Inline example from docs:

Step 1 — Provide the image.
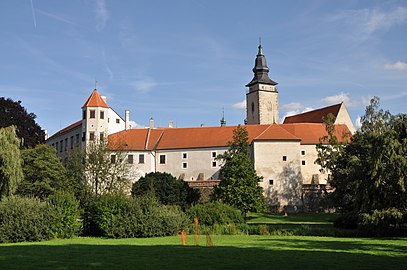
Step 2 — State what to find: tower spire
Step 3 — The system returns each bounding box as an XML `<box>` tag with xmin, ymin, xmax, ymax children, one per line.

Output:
<box><xmin>220</xmin><ymin>107</ymin><xmax>226</xmax><ymax>127</ymax></box>
<box><xmin>246</xmin><ymin>42</ymin><xmax>277</xmax><ymax>87</ymax></box>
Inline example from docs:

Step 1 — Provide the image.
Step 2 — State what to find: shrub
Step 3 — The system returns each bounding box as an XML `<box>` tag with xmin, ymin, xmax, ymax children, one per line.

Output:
<box><xmin>0</xmin><ymin>196</ymin><xmax>55</xmax><ymax>243</ymax></box>
<box><xmin>187</xmin><ymin>202</ymin><xmax>244</xmax><ymax>226</ymax></box>
<box><xmin>333</xmin><ymin>212</ymin><xmax>359</xmax><ymax>229</ymax></box>
<box><xmin>358</xmin><ymin>208</ymin><xmax>405</xmax><ymax>235</ymax></box>
<box><xmin>82</xmin><ymin>193</ymin><xmax>188</xmax><ymax>238</ymax></box>
<box><xmin>48</xmin><ymin>191</ymin><xmax>82</xmax><ymax>238</ymax></box>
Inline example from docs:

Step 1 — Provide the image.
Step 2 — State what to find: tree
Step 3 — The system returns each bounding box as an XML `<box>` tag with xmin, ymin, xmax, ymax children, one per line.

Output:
<box><xmin>131</xmin><ymin>172</ymin><xmax>199</xmax><ymax>207</ymax></box>
<box><xmin>0</xmin><ymin>126</ymin><xmax>23</xmax><ymax>200</ymax></box>
<box><xmin>0</xmin><ymin>98</ymin><xmax>45</xmax><ymax>148</ymax></box>
<box><xmin>16</xmin><ymin>144</ymin><xmax>67</xmax><ymax>199</ymax></box>
<box><xmin>214</xmin><ymin>125</ymin><xmax>266</xmax><ymax>216</ymax></box>
<box><xmin>84</xmin><ymin>140</ymin><xmax>133</xmax><ymax>195</ymax></box>
<box><xmin>317</xmin><ymin>97</ymin><xmax>407</xmax><ymax>215</ymax></box>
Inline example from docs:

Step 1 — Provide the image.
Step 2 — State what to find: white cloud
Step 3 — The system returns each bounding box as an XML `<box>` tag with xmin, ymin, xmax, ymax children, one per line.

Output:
<box><xmin>94</xmin><ymin>0</ymin><xmax>108</xmax><ymax>31</ymax></box>
<box><xmin>354</xmin><ymin>116</ymin><xmax>362</xmax><ymax>130</ymax></box>
<box><xmin>281</xmin><ymin>102</ymin><xmax>304</xmax><ymax>112</ymax></box>
<box><xmin>320</xmin><ymin>92</ymin><xmax>351</xmax><ymax>105</ymax></box>
<box><xmin>131</xmin><ymin>79</ymin><xmax>157</xmax><ymax>92</ymax></box>
<box><xmin>330</xmin><ymin>7</ymin><xmax>407</xmax><ymax>41</ymax></box>
<box><xmin>232</xmin><ymin>100</ymin><xmax>246</xmax><ymax>110</ymax></box>
<box><xmin>129</xmin><ymin>121</ymin><xmax>144</xmax><ymax>129</ymax></box>
<box><xmin>383</xmin><ymin>61</ymin><xmax>407</xmax><ymax>71</ymax></box>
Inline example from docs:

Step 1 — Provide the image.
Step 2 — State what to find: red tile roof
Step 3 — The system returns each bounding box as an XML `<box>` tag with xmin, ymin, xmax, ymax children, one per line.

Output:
<box><xmin>281</xmin><ymin>123</ymin><xmax>351</xmax><ymax>145</ymax></box>
<box><xmin>283</xmin><ymin>103</ymin><xmax>342</xmax><ymax>124</ymax></box>
<box><xmin>82</xmin><ymin>89</ymin><xmax>109</xmax><ymax>108</ymax></box>
<box><xmin>107</xmin><ymin>123</ymin><xmax>350</xmax><ymax>151</ymax></box>
<box><xmin>48</xmin><ymin>120</ymin><xmax>82</xmax><ymax>140</ymax></box>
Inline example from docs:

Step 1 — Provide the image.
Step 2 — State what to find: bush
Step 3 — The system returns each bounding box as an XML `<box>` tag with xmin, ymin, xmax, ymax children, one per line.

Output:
<box><xmin>333</xmin><ymin>212</ymin><xmax>359</xmax><ymax>229</ymax></box>
<box><xmin>82</xmin><ymin>193</ymin><xmax>188</xmax><ymax>238</ymax></box>
<box><xmin>48</xmin><ymin>191</ymin><xmax>82</xmax><ymax>238</ymax></box>
<box><xmin>131</xmin><ymin>172</ymin><xmax>199</xmax><ymax>207</ymax></box>
<box><xmin>0</xmin><ymin>197</ymin><xmax>55</xmax><ymax>243</ymax></box>
<box><xmin>187</xmin><ymin>202</ymin><xmax>244</xmax><ymax>226</ymax></box>
<box><xmin>358</xmin><ymin>208</ymin><xmax>405</xmax><ymax>235</ymax></box>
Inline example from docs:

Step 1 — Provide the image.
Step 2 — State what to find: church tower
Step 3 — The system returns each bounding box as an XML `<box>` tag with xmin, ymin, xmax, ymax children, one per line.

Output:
<box><xmin>81</xmin><ymin>89</ymin><xmax>109</xmax><ymax>147</ymax></box>
<box><xmin>246</xmin><ymin>44</ymin><xmax>279</xmax><ymax>124</ymax></box>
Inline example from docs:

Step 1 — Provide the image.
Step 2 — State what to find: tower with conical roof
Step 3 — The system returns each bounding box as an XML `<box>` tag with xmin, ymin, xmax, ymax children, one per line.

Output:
<box><xmin>81</xmin><ymin>89</ymin><xmax>109</xmax><ymax>146</ymax></box>
<box><xmin>246</xmin><ymin>44</ymin><xmax>279</xmax><ymax>124</ymax></box>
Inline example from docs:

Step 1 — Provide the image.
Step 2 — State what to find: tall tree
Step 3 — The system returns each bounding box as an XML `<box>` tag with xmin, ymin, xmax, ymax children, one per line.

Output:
<box><xmin>0</xmin><ymin>97</ymin><xmax>45</xmax><ymax>148</ymax></box>
<box><xmin>0</xmin><ymin>126</ymin><xmax>23</xmax><ymax>200</ymax></box>
<box><xmin>16</xmin><ymin>144</ymin><xmax>67</xmax><ymax>199</ymax></box>
<box><xmin>85</xmin><ymin>140</ymin><xmax>133</xmax><ymax>195</ymax></box>
<box><xmin>317</xmin><ymin>97</ymin><xmax>407</xmax><ymax>214</ymax></box>
<box><xmin>214</xmin><ymin>125</ymin><xmax>265</xmax><ymax>216</ymax></box>
<box><xmin>131</xmin><ymin>172</ymin><xmax>199</xmax><ymax>207</ymax></box>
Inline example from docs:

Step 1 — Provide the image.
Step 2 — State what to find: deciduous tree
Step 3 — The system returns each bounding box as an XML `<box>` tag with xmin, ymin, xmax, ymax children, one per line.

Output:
<box><xmin>214</xmin><ymin>125</ymin><xmax>265</xmax><ymax>216</ymax></box>
<box><xmin>0</xmin><ymin>126</ymin><xmax>23</xmax><ymax>200</ymax></box>
<box><xmin>0</xmin><ymin>98</ymin><xmax>45</xmax><ymax>148</ymax></box>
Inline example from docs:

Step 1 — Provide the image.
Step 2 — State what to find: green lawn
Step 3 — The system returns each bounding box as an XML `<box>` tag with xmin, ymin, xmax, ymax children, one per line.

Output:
<box><xmin>247</xmin><ymin>212</ymin><xmax>339</xmax><ymax>224</ymax></box>
<box><xmin>1</xmin><ymin>235</ymin><xmax>406</xmax><ymax>270</ymax></box>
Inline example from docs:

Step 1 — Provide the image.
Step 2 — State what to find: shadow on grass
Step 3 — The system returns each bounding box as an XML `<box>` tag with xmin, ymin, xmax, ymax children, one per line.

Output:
<box><xmin>1</xmin><ymin>239</ymin><xmax>406</xmax><ymax>270</ymax></box>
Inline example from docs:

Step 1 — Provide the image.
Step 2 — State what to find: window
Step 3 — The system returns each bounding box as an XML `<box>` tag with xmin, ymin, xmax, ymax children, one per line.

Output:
<box><xmin>251</xmin><ymin>102</ymin><xmax>255</xmax><ymax>112</ymax></box>
<box><xmin>269</xmin><ymin>180</ymin><xmax>274</xmax><ymax>185</ymax></box>
<box><xmin>76</xmin><ymin>134</ymin><xmax>80</xmax><ymax>145</ymax></box>
<box><xmin>212</xmin><ymin>151</ymin><xmax>217</xmax><ymax>158</ymax></box>
<box><xmin>139</xmin><ymin>154</ymin><xmax>145</xmax><ymax>164</ymax></box>
<box><xmin>82</xmin><ymin>110</ymin><xmax>86</xmax><ymax>119</ymax></box>
<box><xmin>111</xmin><ymin>155</ymin><xmax>116</xmax><ymax>164</ymax></box>
<box><xmin>60</xmin><ymin>140</ymin><xmax>63</xmax><ymax>152</ymax></box>
<box><xmin>55</xmin><ymin>142</ymin><xmax>59</xmax><ymax>151</ymax></box>
<box><xmin>90</xmin><ymin>110</ymin><xmax>96</xmax><ymax>119</ymax></box>
<box><xmin>70</xmin><ymin>136</ymin><xmax>74</xmax><ymax>149</ymax></box>
<box><xmin>182</xmin><ymin>162</ymin><xmax>187</xmax><ymax>169</ymax></box>
<box><xmin>159</xmin><ymin>155</ymin><xmax>166</xmax><ymax>164</ymax></box>
<box><xmin>89</xmin><ymin>132</ymin><xmax>95</xmax><ymax>141</ymax></box>
<box><xmin>182</xmin><ymin>153</ymin><xmax>187</xmax><ymax>159</ymax></box>
<box><xmin>283</xmin><ymin>156</ymin><xmax>287</xmax><ymax>161</ymax></box>
<box><xmin>212</xmin><ymin>161</ymin><xmax>217</xmax><ymax>167</ymax></box>
<box><xmin>128</xmin><ymin>155</ymin><xmax>133</xmax><ymax>164</ymax></box>
<box><xmin>100</xmin><ymin>132</ymin><xmax>104</xmax><ymax>141</ymax></box>
<box><xmin>82</xmin><ymin>132</ymin><xmax>86</xmax><ymax>142</ymax></box>
<box><xmin>302</xmin><ymin>160</ymin><xmax>306</xmax><ymax>166</ymax></box>
<box><xmin>301</xmin><ymin>150</ymin><xmax>305</xmax><ymax>155</ymax></box>
<box><xmin>116</xmin><ymin>119</ymin><xmax>120</xmax><ymax>124</ymax></box>
<box><xmin>100</xmin><ymin>111</ymin><xmax>104</xmax><ymax>119</ymax></box>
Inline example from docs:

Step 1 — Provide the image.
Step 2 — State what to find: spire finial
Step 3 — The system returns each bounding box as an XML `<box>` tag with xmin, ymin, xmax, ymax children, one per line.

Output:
<box><xmin>257</xmin><ymin>37</ymin><xmax>263</xmax><ymax>55</ymax></box>
<box><xmin>220</xmin><ymin>107</ymin><xmax>226</xmax><ymax>127</ymax></box>
<box><xmin>95</xmin><ymin>79</ymin><xmax>98</xmax><ymax>90</ymax></box>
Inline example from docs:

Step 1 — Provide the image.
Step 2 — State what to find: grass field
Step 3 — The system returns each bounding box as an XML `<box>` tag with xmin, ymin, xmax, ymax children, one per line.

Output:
<box><xmin>246</xmin><ymin>212</ymin><xmax>339</xmax><ymax>224</ymax></box>
<box><xmin>1</xmin><ymin>235</ymin><xmax>406</xmax><ymax>270</ymax></box>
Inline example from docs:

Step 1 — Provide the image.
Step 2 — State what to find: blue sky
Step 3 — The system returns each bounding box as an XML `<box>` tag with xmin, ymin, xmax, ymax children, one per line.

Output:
<box><xmin>1</xmin><ymin>0</ymin><xmax>406</xmax><ymax>135</ymax></box>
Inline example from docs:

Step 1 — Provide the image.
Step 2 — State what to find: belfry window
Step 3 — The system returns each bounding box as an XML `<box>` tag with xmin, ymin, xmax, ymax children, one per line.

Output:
<box><xmin>251</xmin><ymin>102</ymin><xmax>255</xmax><ymax>113</ymax></box>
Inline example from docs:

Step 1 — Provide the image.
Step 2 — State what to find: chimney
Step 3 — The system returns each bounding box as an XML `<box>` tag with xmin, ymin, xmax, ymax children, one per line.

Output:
<box><xmin>149</xmin><ymin>118</ymin><xmax>154</xmax><ymax>129</ymax></box>
<box><xmin>125</xmin><ymin>110</ymin><xmax>130</xmax><ymax>130</ymax></box>
<box><xmin>168</xmin><ymin>120</ymin><xmax>174</xmax><ymax>128</ymax></box>
<box><xmin>101</xmin><ymin>96</ymin><xmax>107</xmax><ymax>103</ymax></box>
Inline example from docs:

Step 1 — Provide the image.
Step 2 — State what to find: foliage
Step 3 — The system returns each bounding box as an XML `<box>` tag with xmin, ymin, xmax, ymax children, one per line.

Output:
<box><xmin>16</xmin><ymin>144</ymin><xmax>68</xmax><ymax>199</ymax></box>
<box><xmin>317</xmin><ymin>97</ymin><xmax>407</xmax><ymax>214</ymax></box>
<box><xmin>65</xmin><ymin>148</ymin><xmax>90</xmax><ymax>200</ymax></box>
<box><xmin>358</xmin><ymin>208</ymin><xmax>405</xmax><ymax>235</ymax></box>
<box><xmin>0</xmin><ymin>126</ymin><xmax>23</xmax><ymax>200</ymax></box>
<box><xmin>0</xmin><ymin>97</ymin><xmax>45</xmax><ymax>148</ymax></box>
<box><xmin>214</xmin><ymin>125</ymin><xmax>266</xmax><ymax>216</ymax></box>
<box><xmin>0</xmin><ymin>196</ymin><xmax>55</xmax><ymax>243</ymax></box>
<box><xmin>82</xmin><ymin>193</ymin><xmax>188</xmax><ymax>238</ymax></box>
<box><xmin>187</xmin><ymin>201</ymin><xmax>244</xmax><ymax>226</ymax></box>
<box><xmin>48</xmin><ymin>191</ymin><xmax>82</xmax><ymax>238</ymax></box>
<box><xmin>84</xmin><ymin>140</ymin><xmax>133</xmax><ymax>195</ymax></box>
<box><xmin>131</xmin><ymin>172</ymin><xmax>199</xmax><ymax>207</ymax></box>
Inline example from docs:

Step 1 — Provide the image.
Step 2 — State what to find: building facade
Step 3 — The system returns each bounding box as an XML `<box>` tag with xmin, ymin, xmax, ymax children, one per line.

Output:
<box><xmin>47</xmin><ymin>45</ymin><xmax>355</xmax><ymax>209</ymax></box>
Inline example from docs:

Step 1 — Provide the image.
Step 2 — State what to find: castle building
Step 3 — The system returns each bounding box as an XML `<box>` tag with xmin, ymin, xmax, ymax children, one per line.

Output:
<box><xmin>46</xmin><ymin>45</ymin><xmax>355</xmax><ymax>209</ymax></box>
